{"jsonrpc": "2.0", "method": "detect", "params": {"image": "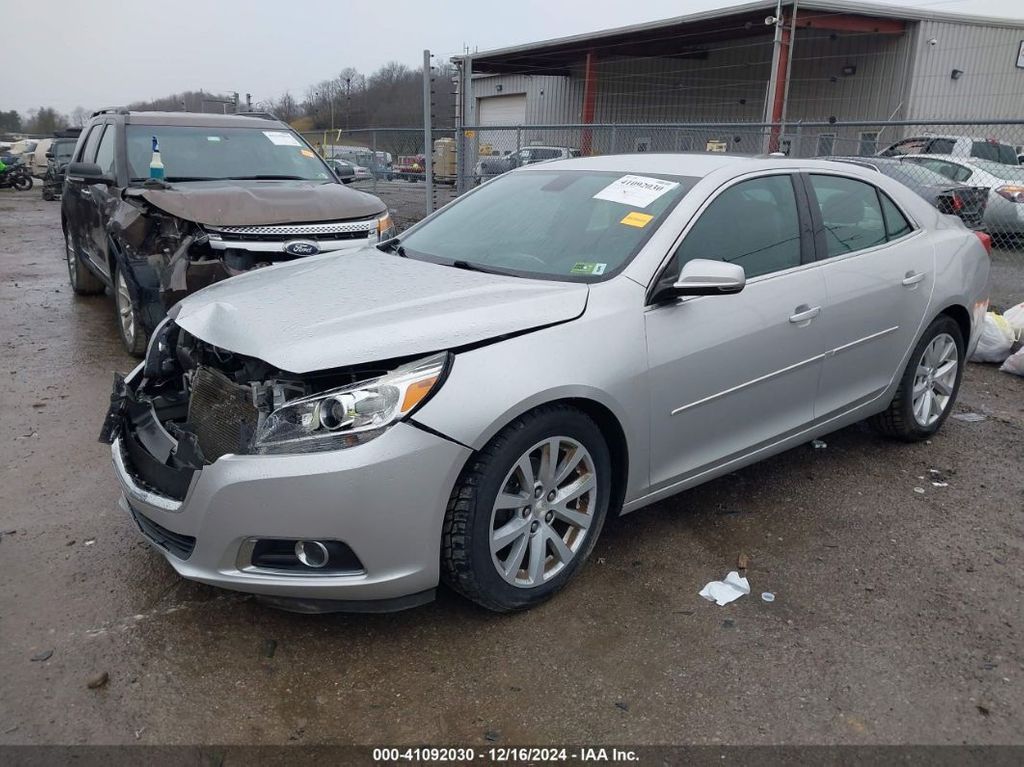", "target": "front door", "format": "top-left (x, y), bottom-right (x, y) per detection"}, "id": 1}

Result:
top-left (804, 173), bottom-right (934, 418)
top-left (645, 173), bottom-right (827, 490)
